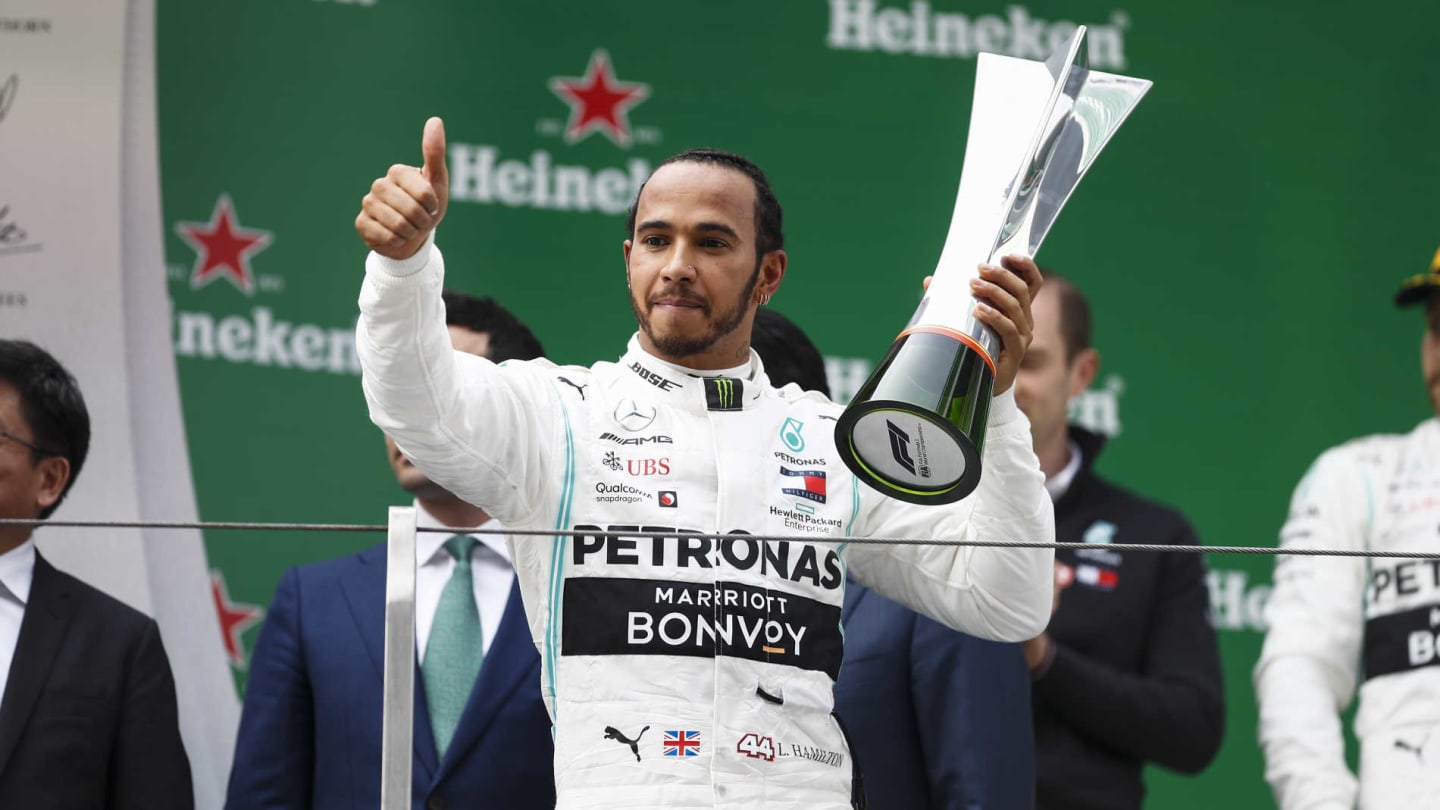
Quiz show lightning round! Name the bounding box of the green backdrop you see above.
[157,0,1440,804]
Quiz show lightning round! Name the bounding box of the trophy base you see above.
[834,330,996,505]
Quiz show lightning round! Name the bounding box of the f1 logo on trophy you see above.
[835,27,1151,505]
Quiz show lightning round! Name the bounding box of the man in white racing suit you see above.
[1255,248,1440,809]
[354,118,1055,809]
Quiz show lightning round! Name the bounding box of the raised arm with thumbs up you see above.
[356,116,450,261]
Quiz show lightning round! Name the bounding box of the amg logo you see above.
[600,432,673,445]
[630,361,680,391]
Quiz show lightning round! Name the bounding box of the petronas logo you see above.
[780,418,805,452]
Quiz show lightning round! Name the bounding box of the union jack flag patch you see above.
[663,730,701,757]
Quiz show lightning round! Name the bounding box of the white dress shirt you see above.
[1044,439,1084,502]
[413,503,515,662]
[0,539,36,708]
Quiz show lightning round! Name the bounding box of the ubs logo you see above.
[624,457,671,477]
[613,398,656,432]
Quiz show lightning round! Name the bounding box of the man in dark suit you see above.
[751,308,1037,810]
[226,291,555,810]
[1015,272,1223,810]
[0,339,192,807]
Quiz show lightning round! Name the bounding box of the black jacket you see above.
[0,552,193,809]
[1033,427,1224,810]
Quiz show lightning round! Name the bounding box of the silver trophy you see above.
[835,27,1151,505]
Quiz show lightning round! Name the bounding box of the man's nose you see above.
[661,248,698,282]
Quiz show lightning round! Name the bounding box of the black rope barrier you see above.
[2,518,1436,560]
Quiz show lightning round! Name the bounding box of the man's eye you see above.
[642,235,668,247]
[702,239,728,249]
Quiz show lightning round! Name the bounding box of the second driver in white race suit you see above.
[1256,250,1440,809]
[355,119,1055,810]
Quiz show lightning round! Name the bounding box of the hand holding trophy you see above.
[835,27,1152,505]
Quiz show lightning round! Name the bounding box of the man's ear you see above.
[757,249,787,299]
[1067,348,1099,399]
[33,455,71,514]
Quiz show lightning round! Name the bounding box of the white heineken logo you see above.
[826,1,1133,71]
[173,307,360,375]
[1207,569,1271,632]
[448,142,652,215]
[824,356,873,406]
[1069,373,1125,438]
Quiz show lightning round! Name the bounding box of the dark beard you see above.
[632,264,760,360]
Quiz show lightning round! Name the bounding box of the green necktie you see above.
[422,535,483,759]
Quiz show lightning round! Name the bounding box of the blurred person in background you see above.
[1015,272,1224,810]
[1255,249,1440,809]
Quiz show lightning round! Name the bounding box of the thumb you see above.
[421,116,448,190]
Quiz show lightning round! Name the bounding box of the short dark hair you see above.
[1039,268,1092,362]
[625,148,785,261]
[749,308,831,398]
[0,339,90,519]
[441,290,544,364]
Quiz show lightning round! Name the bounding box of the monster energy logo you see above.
[706,377,743,412]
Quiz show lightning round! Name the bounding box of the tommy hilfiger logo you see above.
[779,467,826,504]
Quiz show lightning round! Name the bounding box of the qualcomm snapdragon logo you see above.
[826,1,1133,71]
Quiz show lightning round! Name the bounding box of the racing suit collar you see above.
[620,334,768,412]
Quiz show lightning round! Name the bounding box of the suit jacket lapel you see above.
[340,544,440,781]
[0,554,74,774]
[434,577,532,780]
[340,545,389,681]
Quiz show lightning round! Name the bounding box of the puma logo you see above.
[604,725,649,762]
[558,376,588,400]
[1395,734,1430,762]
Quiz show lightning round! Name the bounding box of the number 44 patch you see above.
[736,733,776,762]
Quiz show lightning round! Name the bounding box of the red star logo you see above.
[548,50,650,147]
[175,194,273,295]
[211,570,264,669]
